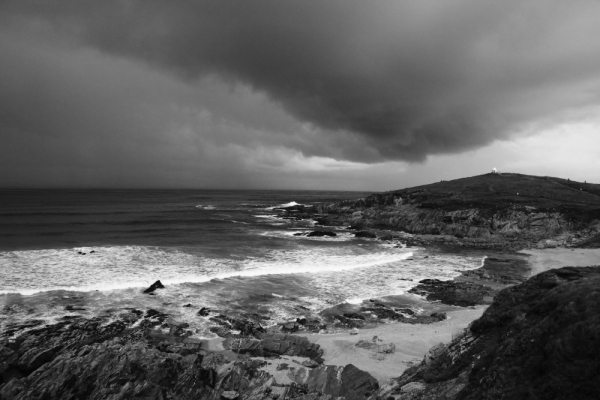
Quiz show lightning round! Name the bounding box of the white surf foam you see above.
[0,245,413,295]
[195,205,216,210]
[264,201,304,210]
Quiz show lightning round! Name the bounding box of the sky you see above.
[1,1,600,191]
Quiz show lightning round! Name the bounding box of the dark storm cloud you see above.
[2,0,600,170]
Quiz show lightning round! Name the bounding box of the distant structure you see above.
[492,167,498,174]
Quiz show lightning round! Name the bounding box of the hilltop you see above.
[386,173,600,213]
[308,173,600,249]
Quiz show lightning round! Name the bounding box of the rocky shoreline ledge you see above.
[2,255,599,399]
[0,246,544,400]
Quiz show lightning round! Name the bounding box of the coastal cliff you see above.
[308,173,600,249]
[373,266,600,400]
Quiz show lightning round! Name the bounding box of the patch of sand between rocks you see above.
[296,307,485,383]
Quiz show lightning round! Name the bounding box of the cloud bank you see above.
[2,1,600,188]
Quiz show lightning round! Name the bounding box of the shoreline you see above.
[290,246,600,383]
[4,244,600,398]
[520,247,600,277]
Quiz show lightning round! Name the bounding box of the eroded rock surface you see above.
[0,308,375,399]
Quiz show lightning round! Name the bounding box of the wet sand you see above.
[520,248,600,277]
[296,307,485,383]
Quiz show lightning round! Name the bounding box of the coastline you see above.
[4,244,600,398]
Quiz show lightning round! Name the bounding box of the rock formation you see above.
[0,310,377,399]
[373,266,600,400]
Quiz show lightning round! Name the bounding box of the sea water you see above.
[0,189,483,337]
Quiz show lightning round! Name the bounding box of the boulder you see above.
[197,307,210,316]
[143,280,165,294]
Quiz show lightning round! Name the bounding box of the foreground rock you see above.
[0,309,377,399]
[373,266,600,399]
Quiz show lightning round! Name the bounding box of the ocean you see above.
[0,189,484,337]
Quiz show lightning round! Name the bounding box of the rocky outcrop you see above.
[0,309,376,400]
[297,173,600,248]
[143,280,165,294]
[223,333,324,362]
[408,279,494,307]
[373,266,600,400]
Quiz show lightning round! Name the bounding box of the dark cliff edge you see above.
[285,173,600,250]
[373,266,600,400]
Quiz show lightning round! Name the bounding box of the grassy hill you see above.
[391,173,600,215]
[317,173,600,247]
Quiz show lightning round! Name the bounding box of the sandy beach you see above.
[296,307,486,383]
[521,248,600,277]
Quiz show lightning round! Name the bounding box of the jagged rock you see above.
[209,315,265,338]
[0,309,381,400]
[197,307,210,316]
[143,280,165,294]
[408,279,493,307]
[286,364,379,400]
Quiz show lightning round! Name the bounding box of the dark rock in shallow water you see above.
[354,230,377,238]
[307,230,337,237]
[197,307,210,316]
[143,280,165,294]
[209,315,266,338]
[408,278,493,307]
